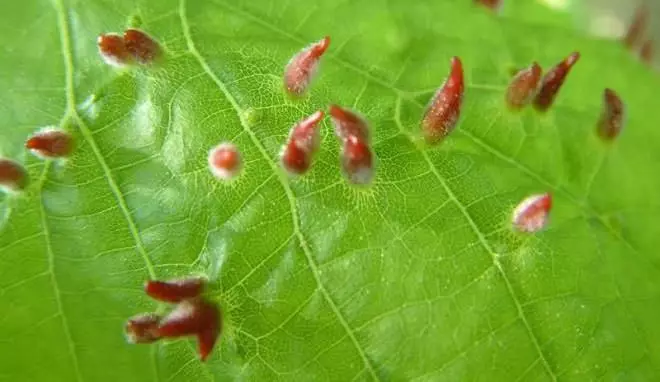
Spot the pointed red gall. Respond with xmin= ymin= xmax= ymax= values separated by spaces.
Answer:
xmin=506 ymin=62 xmax=542 ymax=110
xmin=640 ymin=39 xmax=653 ymax=64
xmin=98 ymin=33 xmax=130 ymax=67
xmin=156 ymin=300 xmax=202 ymax=337
xmin=156 ymin=298 xmax=221 ymax=362
xmin=329 ymin=105 xmax=370 ymax=142
xmin=125 ymin=313 xmax=161 ymax=344
xmin=623 ymin=2 xmax=649 ymax=49
xmin=422 ymin=56 xmax=464 ymax=144
xmin=280 ymin=140 xmax=311 ymax=176
xmin=208 ymin=142 xmax=242 ymax=181
xmin=123 ymin=28 xmax=161 ymax=64
xmin=533 ymin=52 xmax=580 ymax=112
xmin=25 ymin=127 xmax=73 ymax=159
xmin=284 ymin=36 xmax=331 ymax=96
xmin=144 ymin=278 xmax=206 ymax=303
xmin=290 ymin=111 xmax=324 ymax=153
xmin=280 ymin=111 xmax=324 ymax=175
xmin=597 ymin=88 xmax=625 ymax=142
xmin=329 ymin=105 xmax=375 ymax=185
xmin=0 ymin=158 xmax=28 ymax=193
xmin=512 ymin=193 xmax=552 ymax=233
xmin=341 ymin=135 xmax=375 ymax=185
xmin=197 ymin=326 xmax=220 ymax=362
xmin=475 ymin=0 xmax=502 ymax=11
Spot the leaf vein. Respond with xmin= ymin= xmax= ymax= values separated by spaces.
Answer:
xmin=179 ymin=1 xmax=380 ymax=379
xmin=37 ymin=162 xmax=84 ymax=382
xmin=52 ymin=0 xmax=157 ymax=281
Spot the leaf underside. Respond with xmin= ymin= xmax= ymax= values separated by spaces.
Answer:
xmin=1 ymin=0 xmax=660 ymax=381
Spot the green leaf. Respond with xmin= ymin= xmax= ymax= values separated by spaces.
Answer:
xmin=2 ymin=0 xmax=660 ymax=380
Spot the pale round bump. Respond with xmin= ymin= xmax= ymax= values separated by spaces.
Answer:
xmin=207 ymin=142 xmax=242 ymax=181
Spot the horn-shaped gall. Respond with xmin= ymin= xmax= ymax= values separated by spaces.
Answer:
xmin=156 ymin=298 xmax=222 ymax=362
xmin=533 ymin=52 xmax=580 ymax=112
xmin=422 ymin=56 xmax=464 ymax=144
xmin=284 ymin=36 xmax=330 ymax=97
xmin=25 ymin=127 xmax=73 ymax=159
xmin=0 ymin=158 xmax=28 ymax=193
xmin=123 ymin=28 xmax=161 ymax=64
xmin=98 ymin=33 xmax=130 ymax=67
xmin=597 ymin=88 xmax=625 ymax=142
xmin=125 ymin=313 xmax=162 ymax=344
xmin=329 ymin=105 xmax=375 ymax=185
xmin=512 ymin=193 xmax=552 ymax=233
xmin=145 ymin=278 xmax=205 ymax=303
xmin=623 ymin=2 xmax=649 ymax=49
xmin=506 ymin=62 xmax=542 ymax=110
xmin=475 ymin=0 xmax=502 ymax=11
xmin=280 ymin=110 xmax=325 ymax=175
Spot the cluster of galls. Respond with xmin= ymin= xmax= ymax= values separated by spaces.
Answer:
xmin=281 ymin=37 xmax=375 ymax=185
xmin=204 ymin=36 xmax=376 ymax=186
xmin=2 ymin=13 xmax=643 ymax=368
xmin=623 ymin=1 xmax=655 ymax=65
xmin=278 ymin=106 xmax=375 ymax=184
xmin=125 ymin=277 xmax=221 ymax=362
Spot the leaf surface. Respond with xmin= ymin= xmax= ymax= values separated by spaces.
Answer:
xmin=1 ymin=0 xmax=660 ymax=381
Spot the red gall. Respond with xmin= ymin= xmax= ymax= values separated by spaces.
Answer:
xmin=512 ymin=193 xmax=552 ymax=233
xmin=208 ymin=142 xmax=242 ymax=181
xmin=284 ymin=36 xmax=330 ymax=96
xmin=25 ymin=127 xmax=73 ymax=159
xmin=422 ymin=56 xmax=464 ymax=144
xmin=533 ymin=52 xmax=580 ymax=112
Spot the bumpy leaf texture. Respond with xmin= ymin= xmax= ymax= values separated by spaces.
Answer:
xmin=1 ymin=0 xmax=660 ymax=381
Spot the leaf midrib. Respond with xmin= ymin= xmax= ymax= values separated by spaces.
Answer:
xmin=50 ymin=0 xmax=159 ymax=381
xmin=179 ymin=0 xmax=380 ymax=379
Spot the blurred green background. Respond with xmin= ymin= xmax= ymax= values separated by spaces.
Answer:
xmin=565 ymin=0 xmax=656 ymax=43
xmin=517 ymin=0 xmax=657 ymax=67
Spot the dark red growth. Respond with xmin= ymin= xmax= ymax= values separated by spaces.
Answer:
xmin=25 ymin=128 xmax=73 ymax=158
xmin=512 ymin=193 xmax=552 ymax=233
xmin=533 ymin=52 xmax=580 ymax=112
xmin=475 ymin=0 xmax=502 ymax=11
xmin=280 ymin=140 xmax=311 ymax=175
xmin=280 ymin=110 xmax=325 ymax=175
xmin=623 ymin=2 xmax=649 ymax=49
xmin=124 ymin=28 xmax=161 ymax=64
xmin=145 ymin=278 xmax=206 ymax=303
xmin=341 ymin=135 xmax=374 ymax=185
xmin=329 ymin=105 xmax=376 ymax=185
xmin=0 ymin=158 xmax=28 ymax=192
xmin=597 ymin=88 xmax=625 ymax=141
xmin=125 ymin=313 xmax=161 ymax=344
xmin=329 ymin=105 xmax=370 ymax=142
xmin=640 ymin=39 xmax=654 ymax=64
xmin=422 ymin=56 xmax=464 ymax=144
xmin=506 ymin=62 xmax=542 ymax=110
xmin=284 ymin=36 xmax=331 ymax=96
xmin=98 ymin=33 xmax=130 ymax=67
xmin=156 ymin=298 xmax=222 ymax=362
xmin=208 ymin=142 xmax=242 ymax=181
